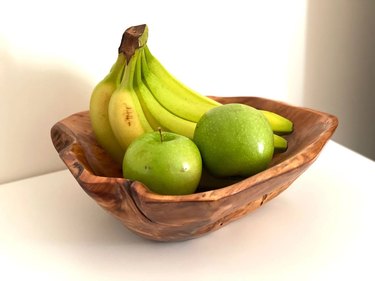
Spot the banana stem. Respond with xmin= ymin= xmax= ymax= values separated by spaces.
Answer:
xmin=105 ymin=53 xmax=126 ymax=85
xmin=118 ymin=24 xmax=148 ymax=62
xmin=120 ymin=50 xmax=140 ymax=90
xmin=140 ymin=47 xmax=150 ymax=75
xmin=117 ymin=24 xmax=148 ymax=90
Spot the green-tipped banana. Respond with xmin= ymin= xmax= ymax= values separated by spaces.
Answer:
xmin=89 ymin=53 xmax=126 ymax=164
xmin=261 ymin=110 xmax=293 ymax=135
xmin=273 ymin=134 xmax=288 ymax=153
xmin=108 ymin=26 xmax=153 ymax=151
xmin=135 ymin=49 xmax=197 ymax=138
xmin=142 ymin=46 xmax=220 ymax=122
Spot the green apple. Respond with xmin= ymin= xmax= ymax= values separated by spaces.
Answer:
xmin=193 ymin=103 xmax=274 ymax=177
xmin=122 ymin=130 xmax=202 ymax=195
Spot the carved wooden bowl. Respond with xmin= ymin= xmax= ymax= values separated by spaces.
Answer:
xmin=51 ymin=96 xmax=338 ymax=242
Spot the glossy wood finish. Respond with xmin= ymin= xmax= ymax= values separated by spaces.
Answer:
xmin=51 ymin=96 xmax=338 ymax=241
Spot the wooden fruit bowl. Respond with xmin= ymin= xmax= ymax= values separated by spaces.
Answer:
xmin=50 ymin=96 xmax=338 ymax=242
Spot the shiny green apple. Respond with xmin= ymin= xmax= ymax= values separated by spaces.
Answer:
xmin=193 ymin=103 xmax=274 ymax=177
xmin=123 ymin=131 xmax=202 ymax=195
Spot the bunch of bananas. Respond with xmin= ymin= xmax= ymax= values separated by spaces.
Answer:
xmin=89 ymin=24 xmax=293 ymax=164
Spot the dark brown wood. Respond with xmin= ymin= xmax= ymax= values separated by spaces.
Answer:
xmin=50 ymin=96 xmax=338 ymax=241
xmin=118 ymin=24 xmax=147 ymax=62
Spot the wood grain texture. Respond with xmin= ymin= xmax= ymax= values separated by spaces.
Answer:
xmin=50 ymin=96 xmax=338 ymax=241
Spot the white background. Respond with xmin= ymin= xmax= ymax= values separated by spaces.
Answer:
xmin=0 ymin=0 xmax=374 ymax=183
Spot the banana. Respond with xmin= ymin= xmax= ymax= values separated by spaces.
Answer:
xmin=89 ymin=53 xmax=126 ymax=164
xmin=133 ymin=58 xmax=161 ymax=131
xmin=273 ymin=134 xmax=288 ymax=153
xmin=91 ymin=23 xmax=293 ymax=166
xmin=260 ymin=110 xmax=294 ymax=135
xmin=142 ymin=46 xmax=221 ymax=122
xmin=108 ymin=26 xmax=153 ymax=151
xmin=132 ymin=48 xmax=162 ymax=131
xmin=135 ymin=49 xmax=197 ymax=139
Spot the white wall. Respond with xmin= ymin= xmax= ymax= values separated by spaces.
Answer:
xmin=0 ymin=0 xmax=312 ymax=183
xmin=303 ymin=0 xmax=375 ymax=161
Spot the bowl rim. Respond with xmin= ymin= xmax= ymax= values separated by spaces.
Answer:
xmin=53 ymin=96 xmax=338 ymax=204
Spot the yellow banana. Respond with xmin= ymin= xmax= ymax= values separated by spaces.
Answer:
xmin=135 ymin=49 xmax=197 ymax=139
xmin=142 ymin=46 xmax=220 ymax=122
xmin=89 ymin=53 xmax=126 ymax=164
xmin=108 ymin=26 xmax=153 ymax=151
xmin=273 ymin=134 xmax=288 ymax=153
xmin=260 ymin=110 xmax=294 ymax=135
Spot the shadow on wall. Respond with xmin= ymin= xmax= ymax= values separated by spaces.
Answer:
xmin=0 ymin=47 xmax=93 ymax=184
xmin=303 ymin=0 xmax=375 ymax=160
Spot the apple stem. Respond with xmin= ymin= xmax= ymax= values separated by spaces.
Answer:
xmin=158 ymin=127 xmax=163 ymax=143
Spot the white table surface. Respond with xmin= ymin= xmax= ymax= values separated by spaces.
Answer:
xmin=1 ymin=140 xmax=374 ymax=281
